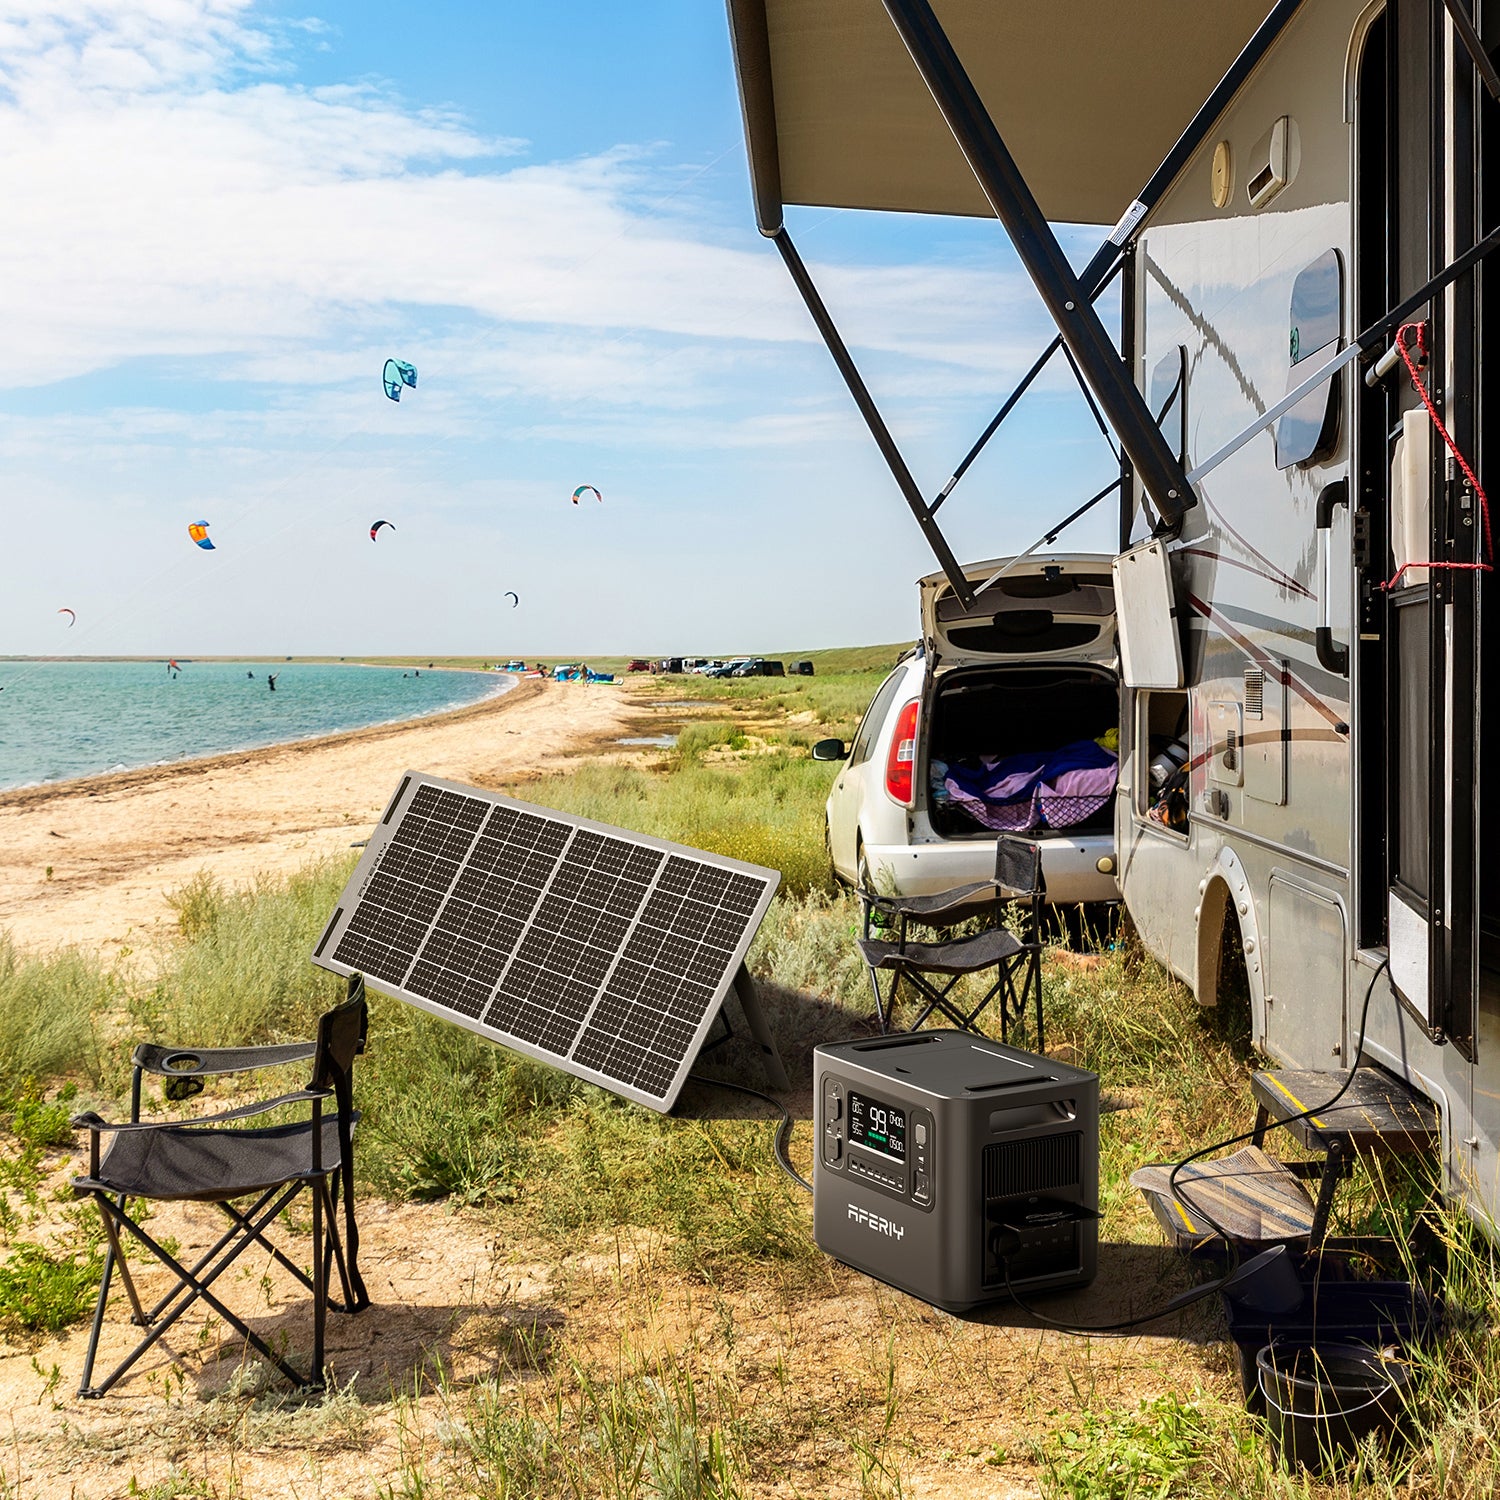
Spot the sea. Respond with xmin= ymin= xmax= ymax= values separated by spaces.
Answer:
xmin=0 ymin=660 xmax=510 ymax=791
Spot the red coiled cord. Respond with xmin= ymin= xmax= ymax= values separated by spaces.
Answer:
xmin=1382 ymin=321 xmax=1492 ymax=589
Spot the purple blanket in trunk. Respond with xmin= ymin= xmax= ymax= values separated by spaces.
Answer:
xmin=943 ymin=739 xmax=1117 ymax=832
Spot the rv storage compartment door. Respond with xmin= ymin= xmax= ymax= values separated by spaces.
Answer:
xmin=1112 ymin=539 xmax=1184 ymax=689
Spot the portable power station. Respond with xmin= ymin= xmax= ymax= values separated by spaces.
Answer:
xmin=813 ymin=1030 xmax=1099 ymax=1312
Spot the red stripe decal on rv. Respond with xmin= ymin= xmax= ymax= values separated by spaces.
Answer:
xmin=1184 ymin=593 xmax=1346 ymax=731
xmin=1192 ymin=497 xmax=1316 ymax=600
xmin=1179 ymin=546 xmax=1317 ymax=601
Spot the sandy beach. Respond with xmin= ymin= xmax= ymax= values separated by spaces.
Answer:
xmin=0 ymin=678 xmax=641 ymax=956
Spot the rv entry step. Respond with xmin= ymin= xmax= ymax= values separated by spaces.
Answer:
xmin=1131 ymin=1147 xmax=1317 ymax=1250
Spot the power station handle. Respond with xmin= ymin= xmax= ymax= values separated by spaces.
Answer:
xmin=1314 ymin=479 xmax=1349 ymax=675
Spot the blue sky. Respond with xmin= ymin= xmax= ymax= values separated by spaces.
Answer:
xmin=0 ymin=0 xmax=1121 ymax=658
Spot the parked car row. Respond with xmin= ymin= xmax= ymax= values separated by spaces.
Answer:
xmin=647 ymin=657 xmax=814 ymax=676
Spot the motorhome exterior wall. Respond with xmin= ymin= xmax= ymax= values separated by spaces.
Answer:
xmin=1121 ymin=0 xmax=1360 ymax=997
xmin=1116 ymin=0 xmax=1489 ymax=1220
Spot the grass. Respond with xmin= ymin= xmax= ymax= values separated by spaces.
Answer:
xmin=0 ymin=652 xmax=1496 ymax=1496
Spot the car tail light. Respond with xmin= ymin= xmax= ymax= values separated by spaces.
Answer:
xmin=885 ymin=699 xmax=920 ymax=806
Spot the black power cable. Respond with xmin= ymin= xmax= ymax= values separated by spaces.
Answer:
xmin=687 ymin=1074 xmax=812 ymax=1194
xmin=1000 ymin=957 xmax=1392 ymax=1336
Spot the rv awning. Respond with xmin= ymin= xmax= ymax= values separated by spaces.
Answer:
xmin=727 ymin=0 xmax=1277 ymax=230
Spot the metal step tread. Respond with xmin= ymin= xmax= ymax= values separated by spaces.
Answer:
xmin=1251 ymin=1067 xmax=1440 ymax=1155
xmin=1131 ymin=1146 xmax=1316 ymax=1249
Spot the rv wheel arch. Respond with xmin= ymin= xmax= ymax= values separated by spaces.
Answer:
xmin=1194 ymin=851 xmax=1266 ymax=1049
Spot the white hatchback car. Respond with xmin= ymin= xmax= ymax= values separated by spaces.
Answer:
xmin=814 ymin=553 xmax=1121 ymax=907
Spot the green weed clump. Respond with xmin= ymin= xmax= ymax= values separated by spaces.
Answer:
xmin=0 ymin=936 xmax=112 ymax=1086
xmin=0 ymin=1240 xmax=103 ymax=1335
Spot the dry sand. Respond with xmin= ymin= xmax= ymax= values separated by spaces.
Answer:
xmin=0 ymin=677 xmax=641 ymax=957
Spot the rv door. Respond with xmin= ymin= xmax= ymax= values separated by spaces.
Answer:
xmin=1355 ymin=1 xmax=1487 ymax=1056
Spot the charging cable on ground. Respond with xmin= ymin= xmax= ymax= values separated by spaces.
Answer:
xmin=999 ymin=957 xmax=1392 ymax=1336
xmin=688 ymin=1074 xmax=812 ymax=1195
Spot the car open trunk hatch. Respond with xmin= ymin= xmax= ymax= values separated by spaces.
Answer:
xmin=919 ymin=553 xmax=1116 ymax=669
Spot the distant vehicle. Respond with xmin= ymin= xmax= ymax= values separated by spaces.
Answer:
xmin=790 ymin=661 xmax=815 ymax=676
xmin=706 ymin=659 xmax=751 ymax=678
xmin=694 ymin=660 xmax=728 ymax=675
xmin=627 ymin=659 xmax=651 ymax=673
xmin=656 ymin=657 xmax=686 ymax=674
xmin=815 ymin=554 xmax=1119 ymax=911
xmin=731 ymin=658 xmax=786 ymax=678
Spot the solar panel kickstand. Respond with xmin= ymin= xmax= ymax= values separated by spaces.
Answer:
xmin=731 ymin=962 xmax=791 ymax=1091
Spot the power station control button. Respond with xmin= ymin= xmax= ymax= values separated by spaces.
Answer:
xmin=825 ymin=1136 xmax=842 ymax=1162
xmin=826 ymin=1093 xmax=842 ymax=1121
xmin=914 ymin=1122 xmax=927 ymax=1147
xmin=913 ymin=1171 xmax=930 ymax=1201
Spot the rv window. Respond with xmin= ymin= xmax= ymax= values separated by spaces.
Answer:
xmin=1275 ymin=249 xmax=1343 ymax=468
xmin=1150 ymin=346 xmax=1188 ymax=465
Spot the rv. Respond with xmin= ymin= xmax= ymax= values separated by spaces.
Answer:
xmin=727 ymin=1 xmax=1498 ymax=1223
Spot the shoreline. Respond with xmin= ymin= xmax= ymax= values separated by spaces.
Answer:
xmin=0 ymin=661 xmax=509 ymax=799
xmin=0 ymin=677 xmax=645 ymax=956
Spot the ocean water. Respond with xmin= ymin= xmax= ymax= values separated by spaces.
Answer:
xmin=0 ymin=660 xmax=510 ymax=791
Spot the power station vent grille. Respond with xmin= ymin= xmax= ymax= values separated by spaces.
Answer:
xmin=983 ymin=1132 xmax=1082 ymax=1200
xmin=1244 ymin=666 xmax=1265 ymax=719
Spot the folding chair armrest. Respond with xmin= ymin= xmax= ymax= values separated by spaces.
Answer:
xmin=72 ymin=1088 xmax=333 ymax=1136
xmin=867 ymin=880 xmax=999 ymax=919
xmin=132 ymin=1040 xmax=319 ymax=1080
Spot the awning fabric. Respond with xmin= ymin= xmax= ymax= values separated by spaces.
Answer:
xmin=728 ymin=0 xmax=1275 ymax=230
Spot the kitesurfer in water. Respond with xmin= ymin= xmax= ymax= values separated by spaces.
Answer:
xmin=267 ymin=672 xmax=279 ymax=692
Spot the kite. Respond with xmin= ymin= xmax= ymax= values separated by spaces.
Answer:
xmin=57 ymin=608 xmax=75 ymax=627
xmin=382 ymin=359 xmax=418 ymax=401
xmin=369 ymin=520 xmax=395 ymax=541
xmin=504 ymin=591 xmax=519 ymax=608
xmin=188 ymin=521 xmax=215 ymax=550
xmin=572 ymin=485 xmax=602 ymax=505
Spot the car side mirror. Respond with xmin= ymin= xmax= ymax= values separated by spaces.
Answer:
xmin=811 ymin=738 xmax=847 ymax=762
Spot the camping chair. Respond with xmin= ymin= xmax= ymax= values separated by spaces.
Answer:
xmin=857 ymin=834 xmax=1046 ymax=1047
xmin=71 ymin=978 xmax=371 ymax=1399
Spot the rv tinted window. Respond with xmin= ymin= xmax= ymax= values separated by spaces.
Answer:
xmin=1150 ymin=346 xmax=1188 ymax=464
xmin=1289 ymin=249 xmax=1341 ymax=363
xmin=1276 ymin=249 xmax=1344 ymax=468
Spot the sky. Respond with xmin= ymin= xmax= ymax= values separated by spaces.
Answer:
xmin=0 ymin=0 xmax=1125 ymax=658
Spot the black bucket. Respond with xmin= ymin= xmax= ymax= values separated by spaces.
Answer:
xmin=1256 ymin=1341 xmax=1412 ymax=1471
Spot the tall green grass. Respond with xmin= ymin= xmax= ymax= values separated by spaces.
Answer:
xmin=0 ymin=937 xmax=112 ymax=1088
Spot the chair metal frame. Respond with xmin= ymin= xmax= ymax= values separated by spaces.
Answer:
xmin=71 ymin=976 xmax=371 ymax=1399
xmin=858 ymin=834 xmax=1046 ymax=1046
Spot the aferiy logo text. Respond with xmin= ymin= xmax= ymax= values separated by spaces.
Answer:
xmin=848 ymin=1203 xmax=904 ymax=1240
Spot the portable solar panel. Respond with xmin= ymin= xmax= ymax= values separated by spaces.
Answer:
xmin=312 ymin=772 xmax=785 ymax=1111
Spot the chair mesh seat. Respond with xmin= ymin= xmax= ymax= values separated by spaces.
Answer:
xmin=81 ymin=1116 xmax=349 ymax=1203
xmin=859 ymin=927 xmax=1022 ymax=975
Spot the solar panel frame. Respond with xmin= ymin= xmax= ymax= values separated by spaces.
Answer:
xmin=311 ymin=771 xmax=781 ymax=1112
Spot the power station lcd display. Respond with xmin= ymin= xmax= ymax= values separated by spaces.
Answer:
xmin=849 ymin=1090 xmax=907 ymax=1160
xmin=312 ymin=771 xmax=779 ymax=1112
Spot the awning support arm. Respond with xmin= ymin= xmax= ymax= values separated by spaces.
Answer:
xmin=973 ymin=478 xmax=1125 ymax=597
xmin=773 ymin=228 xmax=978 ymax=608
xmin=928 ymin=257 xmax=1122 ymax=517
xmin=880 ymin=0 xmax=1195 ymax=528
